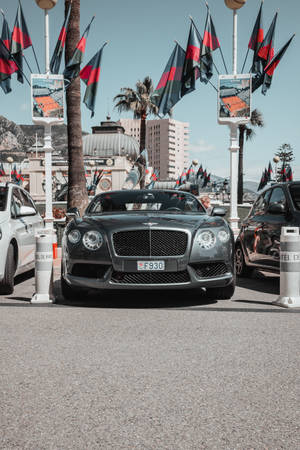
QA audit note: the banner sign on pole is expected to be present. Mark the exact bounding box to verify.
[218,74,251,125]
[31,74,64,126]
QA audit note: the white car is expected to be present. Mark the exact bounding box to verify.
[0,182,44,294]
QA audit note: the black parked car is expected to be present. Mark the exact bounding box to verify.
[235,181,300,276]
[61,189,235,301]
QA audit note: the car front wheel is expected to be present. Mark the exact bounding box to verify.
[235,244,253,277]
[0,244,16,295]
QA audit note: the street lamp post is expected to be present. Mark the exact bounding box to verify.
[34,0,58,229]
[6,156,14,182]
[223,0,248,238]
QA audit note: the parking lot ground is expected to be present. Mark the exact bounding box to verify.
[1,254,299,449]
[0,252,286,311]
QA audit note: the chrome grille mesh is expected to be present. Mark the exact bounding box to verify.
[111,271,190,284]
[113,230,188,256]
[191,262,228,278]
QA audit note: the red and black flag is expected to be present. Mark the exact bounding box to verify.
[151,43,186,116]
[0,162,6,177]
[249,1,264,75]
[180,169,187,185]
[11,1,32,84]
[258,12,277,65]
[181,19,202,97]
[267,161,273,182]
[146,169,159,189]
[11,164,18,183]
[286,166,293,182]
[200,7,220,83]
[11,2,32,53]
[0,38,18,83]
[1,12,12,94]
[50,2,72,74]
[174,173,182,189]
[262,34,295,95]
[202,172,211,188]
[196,164,203,179]
[186,163,195,182]
[79,42,107,117]
[257,170,264,191]
[64,16,95,84]
[281,165,287,182]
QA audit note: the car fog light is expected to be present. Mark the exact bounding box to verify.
[218,230,230,243]
[68,229,81,244]
[83,230,103,250]
[197,230,216,249]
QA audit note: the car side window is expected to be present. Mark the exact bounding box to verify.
[269,188,286,207]
[11,189,24,218]
[20,190,37,212]
[251,190,272,216]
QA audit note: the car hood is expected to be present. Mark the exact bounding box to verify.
[77,212,226,234]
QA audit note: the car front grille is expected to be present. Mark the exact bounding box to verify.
[191,262,229,278]
[111,270,190,285]
[112,230,188,256]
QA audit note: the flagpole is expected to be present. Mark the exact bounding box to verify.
[241,48,249,73]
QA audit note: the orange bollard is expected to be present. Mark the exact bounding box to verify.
[52,230,58,259]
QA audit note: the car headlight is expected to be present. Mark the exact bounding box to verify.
[82,230,103,251]
[197,230,216,249]
[218,229,230,243]
[68,229,81,244]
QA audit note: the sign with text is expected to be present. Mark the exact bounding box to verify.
[218,74,251,125]
[31,74,64,125]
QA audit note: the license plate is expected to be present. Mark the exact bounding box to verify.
[137,261,165,271]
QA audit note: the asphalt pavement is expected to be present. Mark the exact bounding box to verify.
[0,255,299,449]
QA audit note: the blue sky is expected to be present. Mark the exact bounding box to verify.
[1,0,299,181]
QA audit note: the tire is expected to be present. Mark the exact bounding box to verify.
[0,244,16,295]
[61,276,88,301]
[206,279,235,300]
[235,244,253,277]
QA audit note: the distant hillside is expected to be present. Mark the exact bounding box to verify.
[0,115,88,160]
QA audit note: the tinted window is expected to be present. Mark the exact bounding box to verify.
[289,185,300,211]
[20,190,36,211]
[252,190,271,215]
[269,188,286,207]
[0,187,8,211]
[11,189,24,217]
[87,191,205,214]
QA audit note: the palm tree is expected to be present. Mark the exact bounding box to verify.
[65,0,88,215]
[238,109,264,204]
[114,76,159,153]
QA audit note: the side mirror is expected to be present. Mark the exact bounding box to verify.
[268,203,286,214]
[66,207,80,219]
[19,205,36,216]
[211,206,226,217]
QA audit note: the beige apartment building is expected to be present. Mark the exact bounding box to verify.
[118,118,189,180]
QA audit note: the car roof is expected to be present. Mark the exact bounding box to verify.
[97,189,197,197]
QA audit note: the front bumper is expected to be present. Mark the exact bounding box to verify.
[63,263,234,291]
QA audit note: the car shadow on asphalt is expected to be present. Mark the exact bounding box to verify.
[53,280,217,308]
[236,271,279,295]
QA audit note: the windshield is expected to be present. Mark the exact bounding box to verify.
[289,184,300,211]
[0,186,8,211]
[87,191,205,214]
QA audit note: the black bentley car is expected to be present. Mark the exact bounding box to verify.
[235,181,300,276]
[61,190,235,300]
